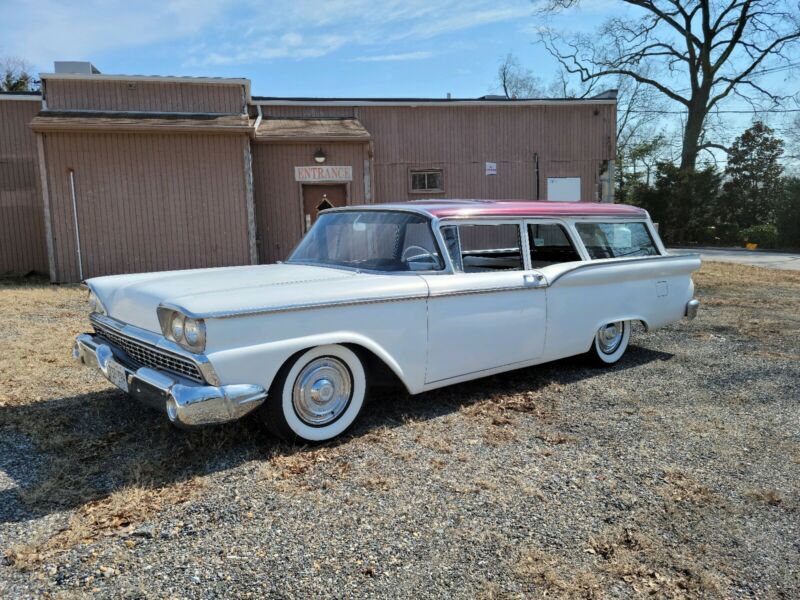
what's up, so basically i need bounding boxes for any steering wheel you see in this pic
[401,245,438,264]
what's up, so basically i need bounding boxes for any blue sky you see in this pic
[2,0,796,168]
[0,0,618,98]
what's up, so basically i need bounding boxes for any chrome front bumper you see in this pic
[685,298,700,320]
[73,333,267,427]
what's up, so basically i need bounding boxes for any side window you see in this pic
[447,224,524,272]
[400,221,443,271]
[575,222,659,259]
[528,223,581,267]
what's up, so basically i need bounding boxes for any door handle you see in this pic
[524,274,547,288]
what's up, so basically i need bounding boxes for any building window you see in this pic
[410,170,444,193]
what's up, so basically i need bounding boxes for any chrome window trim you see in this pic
[89,313,220,385]
[435,218,528,275]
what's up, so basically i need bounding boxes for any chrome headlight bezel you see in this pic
[87,289,107,315]
[157,307,206,353]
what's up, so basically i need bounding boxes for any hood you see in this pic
[88,264,358,332]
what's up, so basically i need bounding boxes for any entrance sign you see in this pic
[295,166,352,182]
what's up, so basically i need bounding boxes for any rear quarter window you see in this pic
[575,222,660,259]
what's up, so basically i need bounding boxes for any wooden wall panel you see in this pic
[43,132,251,282]
[251,142,368,263]
[356,104,614,203]
[45,79,245,114]
[259,105,355,119]
[0,98,48,275]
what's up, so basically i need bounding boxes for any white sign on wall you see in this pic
[485,162,497,176]
[295,165,353,182]
[547,177,581,202]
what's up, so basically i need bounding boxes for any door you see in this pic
[302,184,347,232]
[421,221,547,383]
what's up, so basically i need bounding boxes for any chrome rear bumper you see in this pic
[73,333,266,427]
[685,298,700,320]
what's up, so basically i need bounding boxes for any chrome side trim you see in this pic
[547,253,701,286]
[428,284,537,298]
[89,313,220,386]
[160,293,430,320]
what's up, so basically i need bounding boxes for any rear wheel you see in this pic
[262,344,366,442]
[588,320,630,365]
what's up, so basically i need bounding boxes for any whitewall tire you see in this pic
[589,320,631,365]
[262,344,367,442]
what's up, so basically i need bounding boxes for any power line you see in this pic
[628,108,800,114]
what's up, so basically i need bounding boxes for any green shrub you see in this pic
[701,223,741,246]
[777,178,800,249]
[740,224,778,249]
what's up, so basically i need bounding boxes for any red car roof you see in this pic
[384,200,648,219]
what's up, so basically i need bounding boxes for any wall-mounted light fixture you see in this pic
[313,148,327,164]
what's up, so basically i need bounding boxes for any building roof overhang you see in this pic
[251,96,616,108]
[0,91,42,101]
[29,111,252,134]
[254,117,371,143]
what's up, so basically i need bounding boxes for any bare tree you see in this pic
[538,0,800,171]
[1,57,37,92]
[496,53,546,98]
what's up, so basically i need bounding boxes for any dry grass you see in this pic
[1,262,799,596]
[693,261,800,347]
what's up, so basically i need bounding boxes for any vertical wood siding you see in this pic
[45,80,245,114]
[356,104,615,203]
[0,99,48,275]
[259,105,355,119]
[251,142,368,263]
[43,132,251,282]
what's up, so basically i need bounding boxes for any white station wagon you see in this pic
[74,200,700,442]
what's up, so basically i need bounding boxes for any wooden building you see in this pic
[0,63,616,282]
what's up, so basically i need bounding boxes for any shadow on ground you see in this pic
[0,345,672,524]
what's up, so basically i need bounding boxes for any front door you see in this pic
[421,221,547,384]
[302,184,347,232]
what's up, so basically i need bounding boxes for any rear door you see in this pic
[421,220,547,383]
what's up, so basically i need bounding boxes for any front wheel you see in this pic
[262,344,366,443]
[588,320,630,366]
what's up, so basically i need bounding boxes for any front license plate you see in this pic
[106,360,129,393]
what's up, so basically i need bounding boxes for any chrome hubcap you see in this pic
[597,321,624,354]
[292,357,352,426]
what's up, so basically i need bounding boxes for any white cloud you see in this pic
[351,51,434,62]
[0,0,534,71]
[0,0,231,72]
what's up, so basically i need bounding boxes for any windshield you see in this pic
[288,210,444,272]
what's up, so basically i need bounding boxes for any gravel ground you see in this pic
[0,262,798,599]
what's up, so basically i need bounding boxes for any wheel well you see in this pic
[342,343,409,393]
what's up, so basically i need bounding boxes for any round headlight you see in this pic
[184,318,204,347]
[170,313,185,341]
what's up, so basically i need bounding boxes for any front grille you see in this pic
[92,321,204,383]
